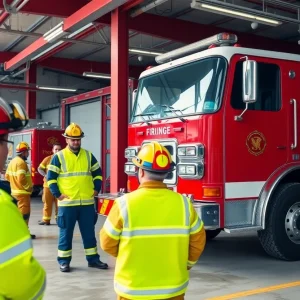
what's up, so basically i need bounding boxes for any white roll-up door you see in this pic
[70,100,101,163]
[41,108,60,126]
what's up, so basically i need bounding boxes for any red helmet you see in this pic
[0,97,28,135]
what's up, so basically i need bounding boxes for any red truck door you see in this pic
[224,55,288,206]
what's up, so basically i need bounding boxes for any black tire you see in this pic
[206,229,221,240]
[258,182,300,261]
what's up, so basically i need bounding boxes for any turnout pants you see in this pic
[57,204,99,265]
[13,194,31,224]
[42,187,58,222]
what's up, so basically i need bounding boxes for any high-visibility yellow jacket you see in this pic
[0,188,46,299]
[5,156,33,196]
[39,155,53,188]
[100,181,206,300]
[47,147,102,206]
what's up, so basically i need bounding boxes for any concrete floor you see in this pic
[28,198,300,300]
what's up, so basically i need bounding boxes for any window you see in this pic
[131,57,226,123]
[231,61,280,111]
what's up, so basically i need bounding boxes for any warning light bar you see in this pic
[155,32,237,64]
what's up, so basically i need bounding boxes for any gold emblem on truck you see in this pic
[246,130,266,156]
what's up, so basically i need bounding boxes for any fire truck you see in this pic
[5,122,65,196]
[99,33,300,261]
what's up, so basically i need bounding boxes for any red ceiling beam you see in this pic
[121,0,144,11]
[4,0,130,71]
[0,0,88,18]
[0,51,144,79]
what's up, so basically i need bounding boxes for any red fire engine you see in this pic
[99,33,300,261]
[5,122,65,196]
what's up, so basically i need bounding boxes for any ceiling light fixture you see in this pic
[83,72,111,79]
[43,22,67,43]
[191,1,282,26]
[36,85,77,92]
[129,48,164,56]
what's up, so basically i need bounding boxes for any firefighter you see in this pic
[47,122,108,272]
[37,143,62,225]
[100,141,206,300]
[5,140,36,239]
[0,97,46,299]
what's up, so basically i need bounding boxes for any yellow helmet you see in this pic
[132,141,175,173]
[16,141,30,153]
[63,123,84,139]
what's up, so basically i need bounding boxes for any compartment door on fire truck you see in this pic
[224,57,288,202]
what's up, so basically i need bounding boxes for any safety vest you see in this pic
[56,147,94,206]
[113,188,196,299]
[0,189,46,299]
[5,156,32,195]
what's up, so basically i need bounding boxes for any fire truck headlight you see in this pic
[186,147,196,156]
[178,147,186,156]
[125,147,140,159]
[178,144,204,159]
[124,163,136,175]
[186,165,196,174]
[178,162,204,179]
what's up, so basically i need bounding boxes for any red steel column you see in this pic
[110,7,128,193]
[25,64,37,119]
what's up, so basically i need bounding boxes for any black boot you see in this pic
[88,260,108,269]
[38,220,50,225]
[59,263,70,272]
[30,234,36,239]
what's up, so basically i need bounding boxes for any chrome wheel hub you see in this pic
[285,202,300,244]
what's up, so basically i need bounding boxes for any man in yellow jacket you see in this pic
[47,123,108,272]
[5,140,35,238]
[100,141,206,300]
[0,97,46,299]
[38,143,62,225]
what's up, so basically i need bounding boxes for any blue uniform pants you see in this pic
[57,204,99,265]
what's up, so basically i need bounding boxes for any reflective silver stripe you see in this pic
[190,218,203,234]
[84,150,91,171]
[0,238,32,264]
[115,280,189,296]
[91,162,100,172]
[48,165,60,173]
[84,247,97,255]
[59,172,91,177]
[122,228,190,237]
[182,195,190,227]
[58,200,82,206]
[58,250,72,257]
[104,219,121,239]
[187,260,197,267]
[32,277,46,300]
[118,196,129,228]
[81,199,94,205]
[57,152,67,173]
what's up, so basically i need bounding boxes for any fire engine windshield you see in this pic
[131,57,226,122]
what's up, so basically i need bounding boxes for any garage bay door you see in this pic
[41,108,60,126]
[70,100,101,163]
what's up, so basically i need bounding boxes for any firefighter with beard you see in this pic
[47,122,108,272]
[0,97,46,299]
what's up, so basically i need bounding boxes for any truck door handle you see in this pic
[291,98,297,150]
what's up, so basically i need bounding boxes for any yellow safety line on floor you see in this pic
[205,281,300,300]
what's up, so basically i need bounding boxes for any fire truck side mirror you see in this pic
[242,60,257,104]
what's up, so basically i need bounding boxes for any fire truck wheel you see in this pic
[258,182,300,261]
[205,229,221,240]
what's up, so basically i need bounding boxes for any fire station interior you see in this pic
[1,0,300,299]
